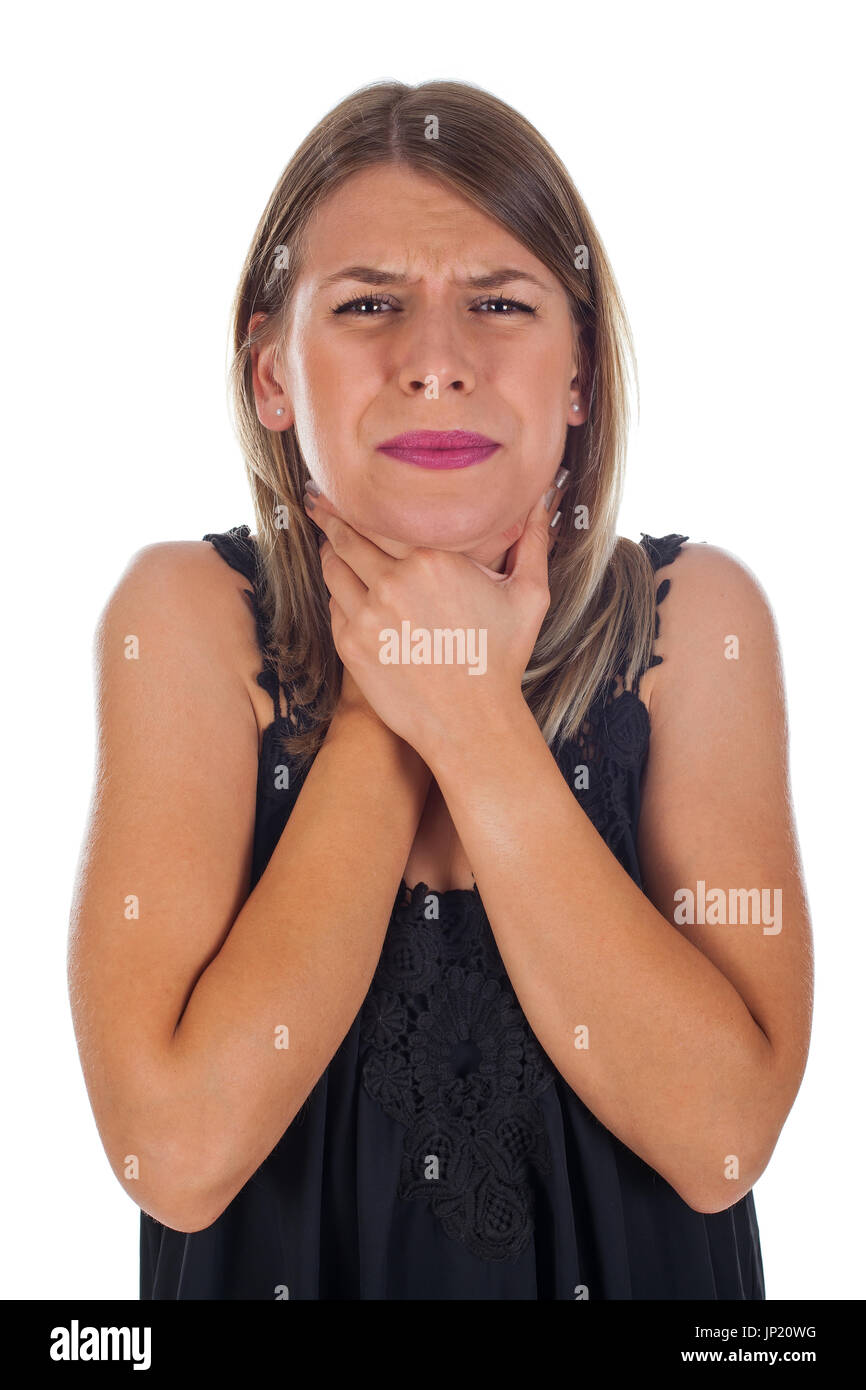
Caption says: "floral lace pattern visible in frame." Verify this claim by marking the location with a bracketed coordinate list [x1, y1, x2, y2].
[359, 882, 556, 1262]
[560, 684, 650, 863]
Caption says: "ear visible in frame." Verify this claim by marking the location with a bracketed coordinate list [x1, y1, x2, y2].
[249, 312, 293, 429]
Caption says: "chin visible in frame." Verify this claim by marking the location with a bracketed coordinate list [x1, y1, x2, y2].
[364, 508, 503, 549]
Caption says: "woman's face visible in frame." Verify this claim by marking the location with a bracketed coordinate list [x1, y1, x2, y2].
[253, 163, 583, 571]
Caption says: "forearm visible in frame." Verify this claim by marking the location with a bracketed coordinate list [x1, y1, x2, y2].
[152, 710, 431, 1229]
[428, 698, 775, 1213]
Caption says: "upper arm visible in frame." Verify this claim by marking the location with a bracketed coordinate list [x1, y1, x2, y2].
[636, 542, 813, 1156]
[68, 540, 262, 1217]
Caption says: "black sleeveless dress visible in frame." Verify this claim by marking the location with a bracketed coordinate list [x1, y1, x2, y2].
[140, 525, 765, 1300]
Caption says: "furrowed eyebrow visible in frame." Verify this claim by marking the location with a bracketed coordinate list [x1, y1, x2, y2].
[318, 265, 551, 292]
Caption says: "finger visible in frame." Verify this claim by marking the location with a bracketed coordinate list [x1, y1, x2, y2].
[304, 486, 397, 592]
[507, 486, 558, 584]
[502, 466, 568, 575]
[327, 590, 349, 647]
[317, 537, 368, 621]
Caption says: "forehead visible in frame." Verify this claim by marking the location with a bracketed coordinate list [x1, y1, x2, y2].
[299, 164, 540, 279]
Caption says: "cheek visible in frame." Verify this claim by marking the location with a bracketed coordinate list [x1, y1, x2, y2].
[294, 322, 356, 397]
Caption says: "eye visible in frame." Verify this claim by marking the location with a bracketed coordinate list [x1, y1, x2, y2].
[470, 295, 540, 315]
[330, 291, 541, 318]
[331, 293, 398, 316]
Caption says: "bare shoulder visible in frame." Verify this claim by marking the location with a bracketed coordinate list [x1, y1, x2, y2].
[641, 540, 782, 727]
[96, 538, 273, 744]
[100, 538, 254, 632]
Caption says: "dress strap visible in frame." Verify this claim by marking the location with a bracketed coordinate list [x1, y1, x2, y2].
[202, 524, 297, 728]
[635, 531, 689, 688]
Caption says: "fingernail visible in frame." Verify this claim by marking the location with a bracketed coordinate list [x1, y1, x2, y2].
[549, 509, 562, 529]
[543, 468, 570, 509]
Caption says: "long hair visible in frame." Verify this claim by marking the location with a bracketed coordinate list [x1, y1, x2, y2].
[227, 79, 657, 768]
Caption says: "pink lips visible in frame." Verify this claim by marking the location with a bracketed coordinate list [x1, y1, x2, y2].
[376, 429, 500, 470]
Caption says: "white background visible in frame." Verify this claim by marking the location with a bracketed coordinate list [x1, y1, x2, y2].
[2, 0, 862, 1300]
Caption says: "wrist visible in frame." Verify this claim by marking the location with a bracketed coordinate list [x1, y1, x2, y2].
[326, 704, 433, 794]
[424, 691, 538, 782]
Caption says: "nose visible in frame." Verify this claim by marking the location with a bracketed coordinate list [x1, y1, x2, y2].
[395, 304, 476, 397]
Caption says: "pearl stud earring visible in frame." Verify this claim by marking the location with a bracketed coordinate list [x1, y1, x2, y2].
[275, 408, 285, 416]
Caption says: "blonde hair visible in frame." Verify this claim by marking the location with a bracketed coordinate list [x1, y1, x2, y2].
[227, 79, 657, 767]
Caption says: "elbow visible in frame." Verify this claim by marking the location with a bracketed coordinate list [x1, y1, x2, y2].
[665, 1042, 801, 1215]
[128, 1172, 220, 1235]
[93, 1068, 237, 1234]
[140, 1158, 250, 1234]
[680, 1181, 759, 1217]
[670, 1057, 795, 1214]
[170, 1209, 220, 1235]
[111, 1139, 226, 1235]
[673, 1133, 774, 1216]
[142, 1197, 218, 1235]
[135, 1176, 223, 1235]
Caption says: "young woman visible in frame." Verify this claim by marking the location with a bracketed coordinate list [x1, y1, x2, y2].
[68, 79, 813, 1300]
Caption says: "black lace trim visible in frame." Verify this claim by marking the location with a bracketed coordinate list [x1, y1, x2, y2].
[638, 532, 690, 675]
[202, 525, 304, 730]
